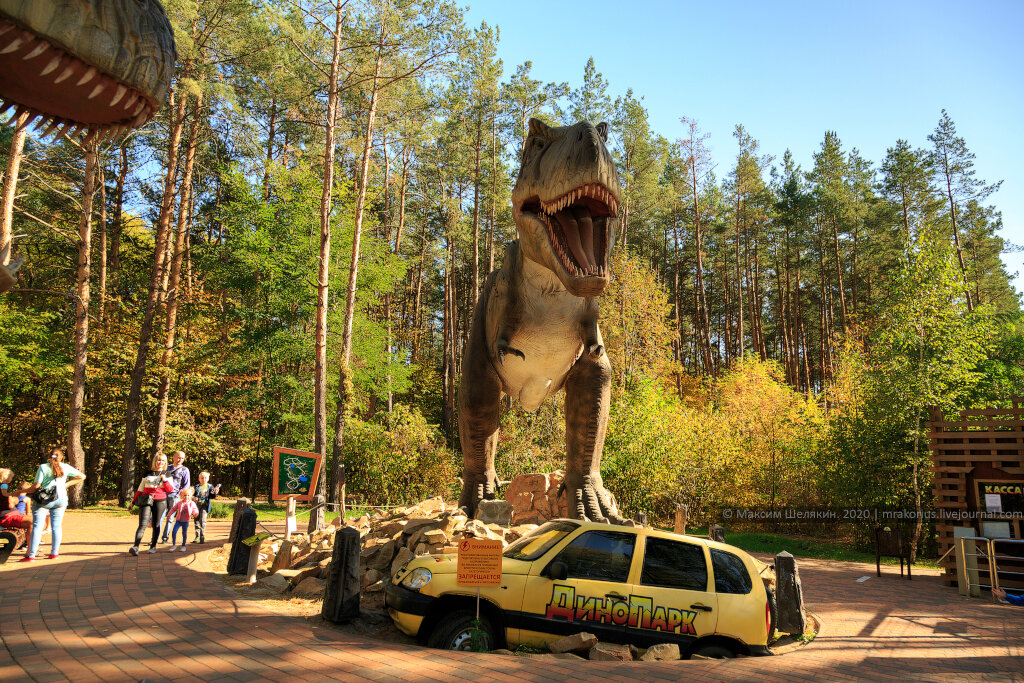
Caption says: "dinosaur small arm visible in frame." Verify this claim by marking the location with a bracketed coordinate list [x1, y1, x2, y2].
[457, 118, 626, 524]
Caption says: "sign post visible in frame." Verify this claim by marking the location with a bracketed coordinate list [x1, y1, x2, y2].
[270, 446, 323, 502]
[457, 538, 503, 626]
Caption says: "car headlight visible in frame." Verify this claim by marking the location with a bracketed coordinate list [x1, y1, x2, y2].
[401, 567, 432, 591]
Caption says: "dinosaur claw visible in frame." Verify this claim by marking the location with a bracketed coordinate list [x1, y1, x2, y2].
[496, 340, 525, 365]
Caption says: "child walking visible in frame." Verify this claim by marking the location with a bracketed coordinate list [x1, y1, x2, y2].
[167, 487, 199, 552]
[192, 472, 220, 544]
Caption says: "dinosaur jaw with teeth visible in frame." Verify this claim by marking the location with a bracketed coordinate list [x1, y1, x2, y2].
[517, 182, 619, 294]
[0, 16, 163, 144]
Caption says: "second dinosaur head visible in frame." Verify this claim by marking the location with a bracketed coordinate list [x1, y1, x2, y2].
[511, 118, 622, 298]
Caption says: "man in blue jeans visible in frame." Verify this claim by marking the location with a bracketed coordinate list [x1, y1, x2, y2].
[159, 451, 191, 543]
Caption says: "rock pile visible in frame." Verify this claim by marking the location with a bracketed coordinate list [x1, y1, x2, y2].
[503, 470, 569, 524]
[499, 632, 683, 662]
[255, 495, 538, 597]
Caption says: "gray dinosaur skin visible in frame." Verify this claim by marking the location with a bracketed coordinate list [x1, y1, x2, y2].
[457, 118, 626, 524]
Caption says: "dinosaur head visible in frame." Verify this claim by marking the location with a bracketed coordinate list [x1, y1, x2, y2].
[512, 119, 622, 298]
[0, 0, 176, 141]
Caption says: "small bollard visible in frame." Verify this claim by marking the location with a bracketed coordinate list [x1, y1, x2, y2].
[632, 512, 648, 526]
[774, 551, 806, 635]
[307, 494, 325, 533]
[322, 525, 361, 623]
[710, 524, 725, 543]
[228, 508, 258, 575]
[229, 497, 251, 542]
[285, 496, 297, 540]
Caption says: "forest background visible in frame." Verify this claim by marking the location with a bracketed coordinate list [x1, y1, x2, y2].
[0, 0, 1021, 559]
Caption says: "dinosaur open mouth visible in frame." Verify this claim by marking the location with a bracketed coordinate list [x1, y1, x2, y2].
[0, 18, 157, 142]
[519, 183, 619, 278]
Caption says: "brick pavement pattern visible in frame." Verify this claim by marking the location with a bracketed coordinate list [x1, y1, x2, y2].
[1, 512, 1022, 682]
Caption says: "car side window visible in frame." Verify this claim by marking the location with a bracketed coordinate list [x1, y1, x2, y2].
[552, 530, 636, 583]
[711, 548, 753, 594]
[640, 538, 708, 591]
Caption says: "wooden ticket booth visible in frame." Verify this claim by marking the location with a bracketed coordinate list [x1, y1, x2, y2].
[928, 400, 1024, 593]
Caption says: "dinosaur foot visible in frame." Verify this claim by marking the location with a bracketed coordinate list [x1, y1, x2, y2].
[563, 472, 625, 525]
[458, 470, 498, 518]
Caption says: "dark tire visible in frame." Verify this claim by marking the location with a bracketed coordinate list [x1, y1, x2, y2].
[427, 610, 496, 652]
[690, 643, 736, 659]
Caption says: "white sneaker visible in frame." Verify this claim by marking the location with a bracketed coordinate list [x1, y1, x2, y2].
[179, 546, 188, 552]
[169, 545, 179, 552]
[147, 547, 157, 553]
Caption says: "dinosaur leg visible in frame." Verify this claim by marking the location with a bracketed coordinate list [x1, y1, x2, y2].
[563, 345, 624, 524]
[456, 278, 502, 518]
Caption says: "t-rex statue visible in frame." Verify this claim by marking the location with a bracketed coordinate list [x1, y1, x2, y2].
[458, 118, 625, 524]
[0, 0, 176, 293]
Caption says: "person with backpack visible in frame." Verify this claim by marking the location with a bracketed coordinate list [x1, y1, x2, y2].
[17, 449, 85, 561]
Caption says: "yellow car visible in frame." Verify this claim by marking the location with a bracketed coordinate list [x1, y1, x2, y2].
[385, 519, 776, 658]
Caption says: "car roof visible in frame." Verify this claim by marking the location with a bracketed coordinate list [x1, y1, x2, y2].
[551, 518, 749, 556]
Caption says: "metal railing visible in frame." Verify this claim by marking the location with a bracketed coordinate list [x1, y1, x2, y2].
[957, 536, 1024, 602]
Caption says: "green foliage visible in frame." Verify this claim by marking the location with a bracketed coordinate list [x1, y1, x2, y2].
[341, 405, 460, 506]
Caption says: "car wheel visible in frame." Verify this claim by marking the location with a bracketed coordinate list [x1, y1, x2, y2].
[427, 610, 496, 651]
[690, 643, 736, 659]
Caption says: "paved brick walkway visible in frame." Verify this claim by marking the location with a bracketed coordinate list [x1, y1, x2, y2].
[1, 513, 1022, 682]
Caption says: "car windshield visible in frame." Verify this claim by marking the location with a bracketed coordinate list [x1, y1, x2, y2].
[503, 521, 579, 561]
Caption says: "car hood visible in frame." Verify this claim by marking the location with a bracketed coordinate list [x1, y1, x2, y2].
[401, 553, 534, 576]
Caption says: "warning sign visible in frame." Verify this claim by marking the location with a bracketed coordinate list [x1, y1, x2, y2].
[456, 538, 503, 586]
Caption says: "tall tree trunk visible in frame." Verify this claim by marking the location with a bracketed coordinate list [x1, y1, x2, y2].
[67, 142, 98, 509]
[264, 98, 276, 202]
[0, 113, 29, 262]
[153, 97, 203, 456]
[940, 150, 974, 311]
[96, 161, 107, 323]
[471, 110, 482, 300]
[831, 217, 848, 333]
[119, 92, 188, 505]
[487, 111, 498, 273]
[313, 3, 344, 499]
[331, 33, 384, 505]
[109, 145, 128, 277]
[734, 195, 745, 360]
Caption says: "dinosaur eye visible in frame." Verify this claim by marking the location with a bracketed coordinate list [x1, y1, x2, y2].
[534, 138, 544, 149]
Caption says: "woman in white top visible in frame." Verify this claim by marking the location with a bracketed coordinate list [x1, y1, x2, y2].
[17, 448, 85, 561]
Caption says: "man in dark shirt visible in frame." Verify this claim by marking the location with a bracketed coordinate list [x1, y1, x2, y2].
[159, 451, 191, 543]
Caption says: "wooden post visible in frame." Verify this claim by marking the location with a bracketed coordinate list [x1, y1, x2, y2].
[246, 538, 263, 584]
[674, 504, 688, 535]
[286, 496, 297, 540]
[308, 494, 325, 533]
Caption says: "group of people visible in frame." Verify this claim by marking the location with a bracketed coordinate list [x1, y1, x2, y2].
[1, 448, 85, 561]
[128, 450, 220, 555]
[0, 448, 219, 561]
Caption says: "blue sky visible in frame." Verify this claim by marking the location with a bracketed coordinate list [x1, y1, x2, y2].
[464, 0, 1023, 293]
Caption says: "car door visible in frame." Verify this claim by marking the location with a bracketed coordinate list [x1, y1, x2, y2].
[710, 547, 768, 647]
[517, 528, 638, 648]
[623, 535, 718, 650]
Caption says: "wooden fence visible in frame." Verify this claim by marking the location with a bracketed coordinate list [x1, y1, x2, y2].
[928, 399, 1024, 586]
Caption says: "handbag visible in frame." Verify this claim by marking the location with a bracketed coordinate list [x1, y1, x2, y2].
[136, 493, 155, 507]
[32, 486, 58, 506]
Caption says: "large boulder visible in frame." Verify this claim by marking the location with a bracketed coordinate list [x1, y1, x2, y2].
[588, 642, 633, 661]
[476, 499, 514, 527]
[549, 632, 597, 654]
[639, 643, 680, 661]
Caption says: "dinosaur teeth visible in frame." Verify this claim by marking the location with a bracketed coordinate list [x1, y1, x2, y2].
[6, 106, 25, 127]
[40, 55, 61, 75]
[123, 93, 138, 111]
[88, 82, 107, 100]
[40, 118, 61, 139]
[76, 67, 97, 87]
[23, 43, 48, 61]
[0, 32, 28, 55]
[0, 24, 12, 38]
[110, 85, 127, 107]
[54, 66, 75, 84]
[133, 101, 146, 117]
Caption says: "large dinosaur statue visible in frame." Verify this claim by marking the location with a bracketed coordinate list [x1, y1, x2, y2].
[0, 0, 176, 293]
[458, 118, 625, 523]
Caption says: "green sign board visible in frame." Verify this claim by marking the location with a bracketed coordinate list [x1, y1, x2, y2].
[271, 446, 323, 501]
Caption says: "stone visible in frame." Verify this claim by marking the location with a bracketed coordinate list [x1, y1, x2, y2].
[508, 491, 534, 516]
[259, 573, 290, 593]
[379, 520, 407, 537]
[293, 577, 326, 595]
[639, 643, 680, 661]
[588, 643, 633, 662]
[403, 518, 439, 534]
[463, 519, 502, 541]
[369, 539, 396, 571]
[361, 569, 382, 588]
[414, 543, 428, 556]
[276, 565, 322, 585]
[421, 529, 448, 545]
[406, 496, 446, 516]
[775, 551, 806, 635]
[331, 516, 342, 528]
[709, 524, 726, 543]
[532, 494, 552, 519]
[322, 526, 361, 623]
[549, 632, 597, 653]
[475, 499, 514, 527]
[390, 547, 414, 577]
[271, 540, 294, 573]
